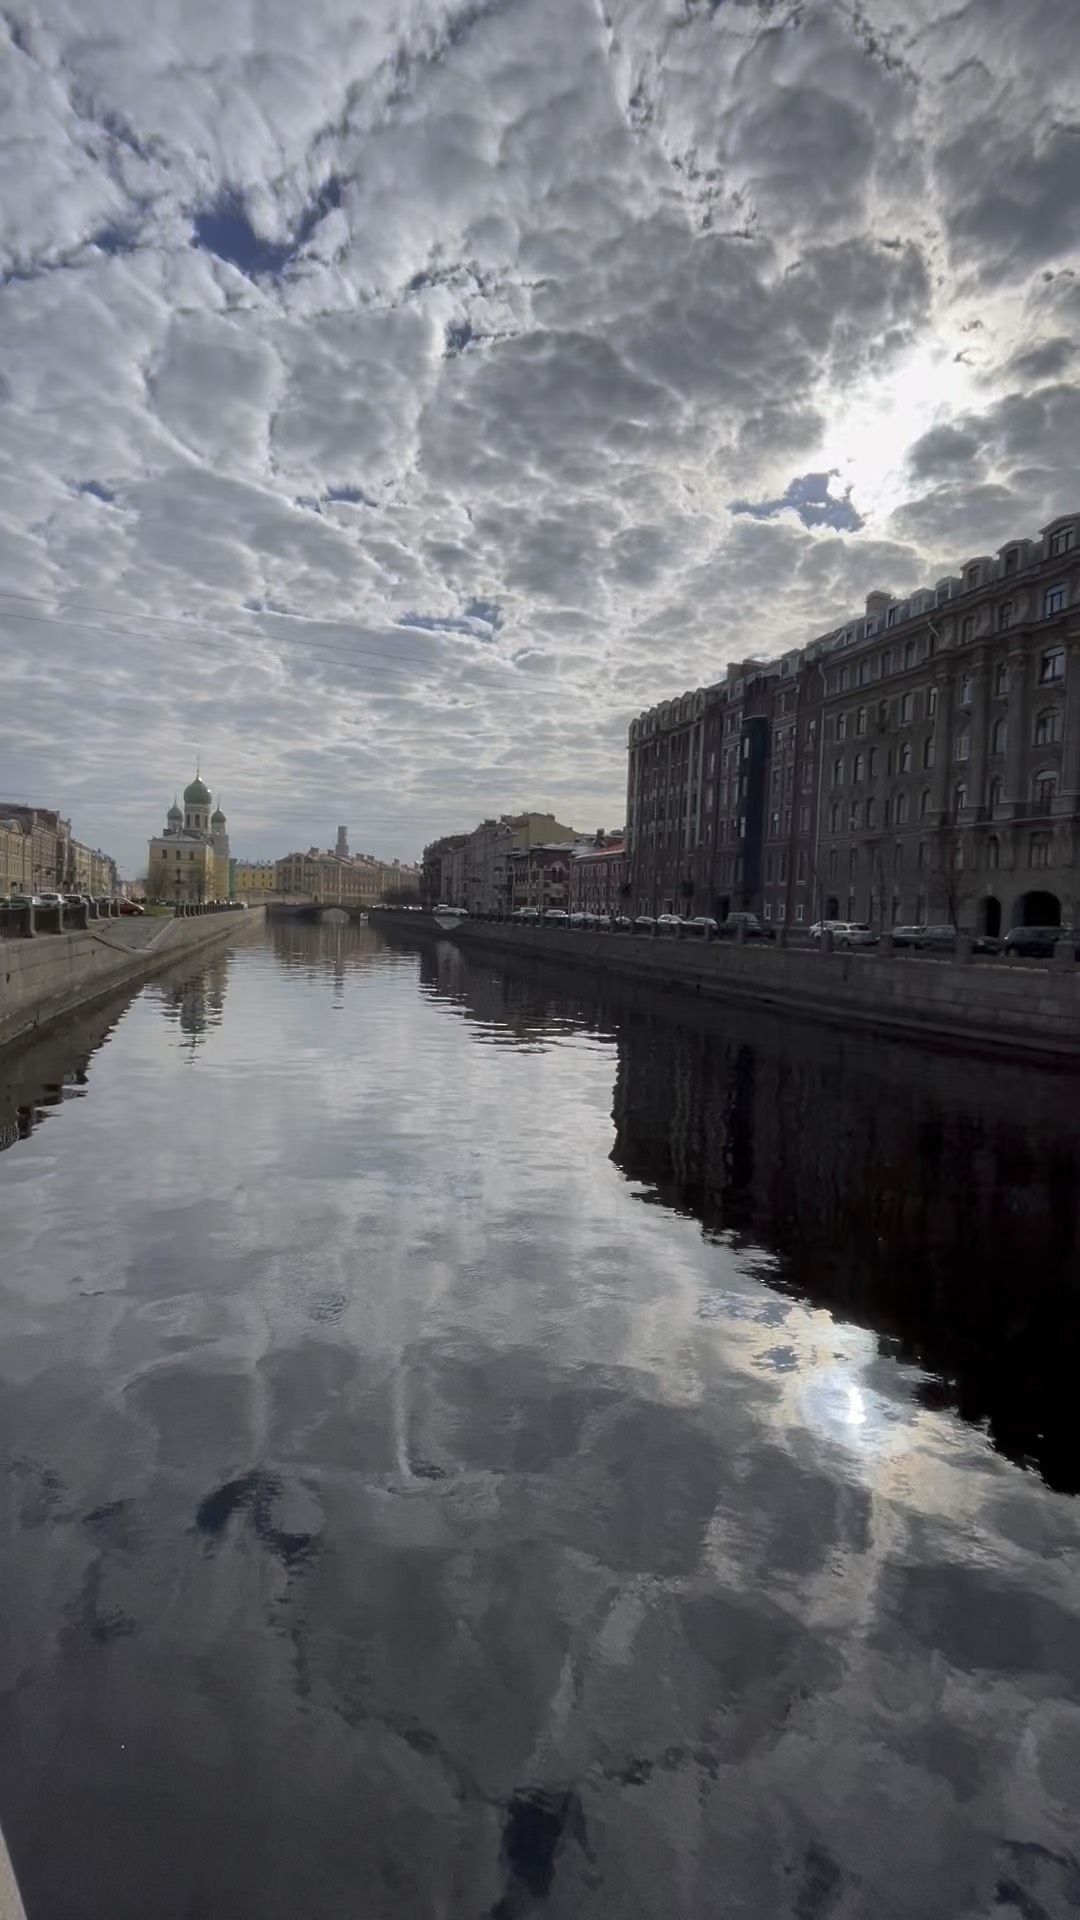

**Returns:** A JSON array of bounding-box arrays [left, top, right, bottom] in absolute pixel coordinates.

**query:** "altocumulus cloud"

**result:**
[[2, 0, 1079, 870]]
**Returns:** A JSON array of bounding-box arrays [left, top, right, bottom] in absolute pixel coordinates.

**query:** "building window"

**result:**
[[828, 848, 838, 879], [920, 788, 932, 819], [967, 566, 982, 590], [853, 752, 865, 783], [832, 756, 844, 786], [837, 713, 849, 740], [796, 850, 807, 882], [895, 792, 910, 825], [900, 691, 914, 723], [926, 686, 937, 718], [849, 846, 858, 877], [795, 902, 804, 922], [923, 736, 936, 769], [848, 802, 859, 832], [799, 804, 811, 833], [893, 840, 903, 873], [882, 797, 891, 826], [1033, 771, 1058, 808], [881, 649, 892, 676], [778, 902, 786, 922], [990, 777, 1004, 813], [864, 798, 876, 829], [1049, 525, 1075, 557], [918, 840, 928, 871], [961, 616, 975, 643], [1003, 548, 1019, 575], [1041, 646, 1065, 683], [899, 742, 912, 775], [954, 784, 968, 814], [1034, 707, 1062, 745], [995, 662, 1009, 696], [1030, 833, 1051, 869], [856, 706, 867, 735], [1045, 586, 1067, 618], [904, 641, 916, 669], [868, 747, 878, 778], [959, 675, 972, 706], [954, 730, 971, 761], [992, 717, 1007, 755], [763, 902, 772, 921], [987, 835, 1000, 870], [999, 601, 1016, 631]]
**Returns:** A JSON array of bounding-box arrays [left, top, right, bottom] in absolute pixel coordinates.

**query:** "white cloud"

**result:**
[[2, 0, 1079, 871]]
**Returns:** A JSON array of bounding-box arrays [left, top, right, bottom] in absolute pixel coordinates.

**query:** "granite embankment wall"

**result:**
[[371, 912, 1080, 1062], [0, 907, 266, 1050]]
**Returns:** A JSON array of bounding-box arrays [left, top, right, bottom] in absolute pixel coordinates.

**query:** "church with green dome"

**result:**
[[147, 770, 231, 903]]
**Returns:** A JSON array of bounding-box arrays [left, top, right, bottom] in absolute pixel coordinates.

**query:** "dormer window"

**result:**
[[966, 565, 982, 590], [1003, 549, 1019, 575], [1049, 524, 1076, 557]]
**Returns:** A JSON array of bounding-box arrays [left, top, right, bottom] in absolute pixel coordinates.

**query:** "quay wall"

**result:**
[[370, 912, 1080, 1064], [0, 908, 266, 1051]]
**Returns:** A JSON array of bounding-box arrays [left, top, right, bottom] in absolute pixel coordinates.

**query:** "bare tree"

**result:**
[[929, 826, 976, 928]]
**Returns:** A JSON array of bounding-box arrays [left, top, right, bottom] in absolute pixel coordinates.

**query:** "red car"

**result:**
[[119, 900, 145, 916]]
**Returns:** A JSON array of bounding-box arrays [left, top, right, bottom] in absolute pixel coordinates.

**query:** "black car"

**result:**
[[1003, 925, 1078, 958]]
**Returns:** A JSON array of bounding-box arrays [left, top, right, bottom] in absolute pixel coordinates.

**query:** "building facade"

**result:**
[[628, 512, 1080, 934], [274, 848, 421, 906], [233, 860, 277, 897], [148, 775, 230, 903], [0, 805, 71, 892], [0, 818, 33, 896], [423, 814, 583, 913], [508, 843, 579, 912], [568, 837, 627, 915]]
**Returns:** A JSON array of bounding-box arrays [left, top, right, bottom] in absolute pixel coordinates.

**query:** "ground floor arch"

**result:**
[[1013, 889, 1061, 929]]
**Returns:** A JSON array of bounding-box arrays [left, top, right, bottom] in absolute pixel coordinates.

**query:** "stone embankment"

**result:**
[[370, 912, 1080, 1064], [0, 907, 265, 1050]]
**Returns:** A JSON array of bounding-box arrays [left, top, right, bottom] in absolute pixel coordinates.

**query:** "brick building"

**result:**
[[628, 511, 1080, 935]]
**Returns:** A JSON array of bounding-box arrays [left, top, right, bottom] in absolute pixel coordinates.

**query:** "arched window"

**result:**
[[1030, 833, 1051, 869], [899, 742, 912, 775], [954, 784, 968, 814], [987, 835, 1000, 870], [923, 735, 936, 769], [992, 717, 1007, 755], [1033, 771, 1058, 809], [1034, 708, 1062, 746], [954, 729, 971, 761], [830, 803, 841, 834], [920, 788, 932, 819], [990, 777, 1005, 813], [995, 661, 1009, 696], [895, 792, 910, 825]]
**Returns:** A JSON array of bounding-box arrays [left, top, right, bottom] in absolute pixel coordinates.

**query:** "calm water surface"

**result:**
[[1, 921, 1079, 1919]]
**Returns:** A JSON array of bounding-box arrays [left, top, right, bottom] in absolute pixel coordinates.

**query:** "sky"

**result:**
[[3, 0, 1080, 875]]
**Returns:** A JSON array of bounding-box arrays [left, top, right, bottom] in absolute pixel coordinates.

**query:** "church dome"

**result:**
[[184, 774, 212, 806], [167, 798, 183, 823], [211, 805, 226, 824]]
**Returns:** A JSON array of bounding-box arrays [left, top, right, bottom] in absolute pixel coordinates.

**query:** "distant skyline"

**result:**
[[3, 0, 1079, 874]]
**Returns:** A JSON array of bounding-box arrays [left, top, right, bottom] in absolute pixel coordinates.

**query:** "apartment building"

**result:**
[[0, 805, 71, 892], [568, 836, 626, 916], [422, 814, 581, 911], [0, 818, 33, 896], [628, 511, 1080, 935]]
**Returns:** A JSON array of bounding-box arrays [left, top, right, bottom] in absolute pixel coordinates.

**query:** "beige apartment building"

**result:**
[[0, 818, 33, 896], [274, 849, 420, 906], [424, 813, 582, 911], [628, 511, 1080, 937]]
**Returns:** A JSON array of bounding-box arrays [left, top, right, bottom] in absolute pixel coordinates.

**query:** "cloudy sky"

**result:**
[[3, 0, 1079, 873]]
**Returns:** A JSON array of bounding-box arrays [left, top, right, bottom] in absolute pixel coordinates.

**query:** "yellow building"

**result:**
[[0, 818, 33, 896], [147, 775, 230, 903], [274, 849, 421, 906], [233, 860, 277, 897]]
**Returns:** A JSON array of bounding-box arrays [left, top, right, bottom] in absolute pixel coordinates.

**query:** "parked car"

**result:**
[[543, 908, 569, 924], [890, 924, 925, 948], [719, 912, 774, 940], [684, 915, 719, 935], [568, 911, 590, 927], [36, 890, 65, 907], [1003, 924, 1077, 958], [633, 913, 656, 931], [614, 915, 634, 931], [513, 907, 539, 922], [4, 894, 45, 908], [119, 900, 146, 916], [809, 920, 875, 948], [656, 913, 683, 932]]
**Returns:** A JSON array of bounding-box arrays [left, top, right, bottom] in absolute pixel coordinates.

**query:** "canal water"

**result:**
[[0, 921, 1078, 1920]]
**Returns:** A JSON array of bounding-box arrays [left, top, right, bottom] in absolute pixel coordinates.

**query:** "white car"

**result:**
[[543, 908, 569, 924], [568, 911, 591, 927], [514, 907, 539, 921], [684, 915, 719, 935], [814, 920, 877, 949], [656, 913, 684, 932]]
